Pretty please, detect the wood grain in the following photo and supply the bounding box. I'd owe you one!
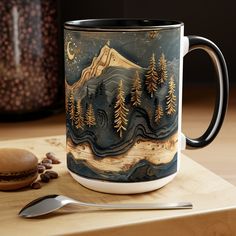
[0,135,236,235]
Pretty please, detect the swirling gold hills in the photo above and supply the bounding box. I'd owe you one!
[67,132,177,173]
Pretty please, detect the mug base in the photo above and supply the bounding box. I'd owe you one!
[68,170,177,194]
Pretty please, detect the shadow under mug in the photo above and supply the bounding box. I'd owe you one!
[64,19,229,194]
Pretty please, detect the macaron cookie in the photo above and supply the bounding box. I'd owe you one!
[0,148,38,191]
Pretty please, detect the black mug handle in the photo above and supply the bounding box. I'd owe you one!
[184,36,229,149]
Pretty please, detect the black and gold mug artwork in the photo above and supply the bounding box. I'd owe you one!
[64,19,229,194]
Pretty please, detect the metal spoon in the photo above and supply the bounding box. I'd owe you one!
[19,194,193,218]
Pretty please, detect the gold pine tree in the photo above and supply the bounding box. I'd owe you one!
[166,75,177,115]
[145,53,158,97]
[131,71,142,107]
[74,99,84,129]
[155,104,164,123]
[85,103,96,127]
[114,80,129,138]
[158,53,168,85]
[68,90,75,125]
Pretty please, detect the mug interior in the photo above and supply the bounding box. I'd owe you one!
[64,19,183,31]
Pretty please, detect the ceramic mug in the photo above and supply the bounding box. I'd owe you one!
[64,19,229,194]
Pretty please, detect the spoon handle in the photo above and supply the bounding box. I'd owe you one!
[75,201,193,210]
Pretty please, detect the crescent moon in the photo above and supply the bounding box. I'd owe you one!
[67,41,75,60]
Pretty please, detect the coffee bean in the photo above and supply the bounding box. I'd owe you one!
[31,181,41,189]
[44,172,52,178]
[45,152,56,160]
[52,159,61,164]
[45,170,58,179]
[46,152,61,164]
[42,158,53,164]
[42,163,52,169]
[40,173,50,183]
[37,164,46,173]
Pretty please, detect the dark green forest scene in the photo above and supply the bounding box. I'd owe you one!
[65,29,180,182]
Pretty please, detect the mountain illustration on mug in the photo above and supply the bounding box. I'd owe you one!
[65,40,179,183]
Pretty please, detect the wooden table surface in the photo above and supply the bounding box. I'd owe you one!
[1,135,236,236]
